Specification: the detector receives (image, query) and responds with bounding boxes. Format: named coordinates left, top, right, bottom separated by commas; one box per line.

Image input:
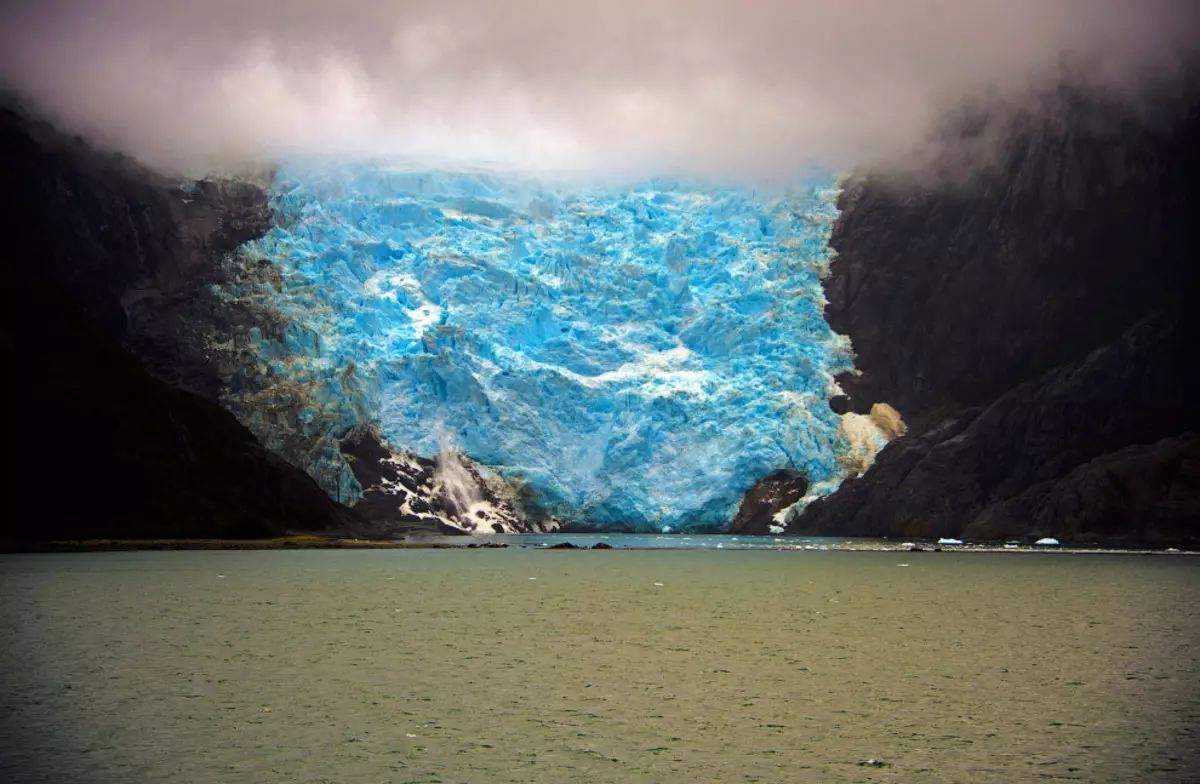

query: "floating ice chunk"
left=1003, top=544, right=1019, bottom=549
left=661, top=526, right=673, bottom=534
left=937, top=538, right=964, bottom=545
left=1035, top=537, right=1061, bottom=546
left=768, top=524, right=785, bottom=535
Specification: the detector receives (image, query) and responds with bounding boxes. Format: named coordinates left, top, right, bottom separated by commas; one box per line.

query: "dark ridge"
left=825, top=79, right=1200, bottom=424
left=0, top=101, right=360, bottom=541
left=796, top=76, right=1200, bottom=547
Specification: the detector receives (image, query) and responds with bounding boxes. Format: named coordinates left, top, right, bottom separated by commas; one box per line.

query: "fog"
left=1, top=1, right=1195, bottom=177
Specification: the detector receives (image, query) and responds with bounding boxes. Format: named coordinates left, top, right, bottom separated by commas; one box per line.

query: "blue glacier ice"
left=230, top=162, right=854, bottom=531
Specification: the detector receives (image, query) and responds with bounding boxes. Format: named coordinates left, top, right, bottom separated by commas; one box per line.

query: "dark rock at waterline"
left=730, top=470, right=808, bottom=535
left=547, top=542, right=579, bottom=549
left=339, top=427, right=527, bottom=537
left=966, top=432, right=1200, bottom=546
left=797, top=77, right=1200, bottom=547
left=796, top=310, right=1200, bottom=546
left=340, top=428, right=441, bottom=536
left=1, top=101, right=359, bottom=541
left=592, top=542, right=614, bottom=549
left=5, top=276, right=362, bottom=541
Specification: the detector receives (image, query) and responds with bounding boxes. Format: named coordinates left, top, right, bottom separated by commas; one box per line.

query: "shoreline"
left=2, top=536, right=457, bottom=553
left=3, top=536, right=1195, bottom=555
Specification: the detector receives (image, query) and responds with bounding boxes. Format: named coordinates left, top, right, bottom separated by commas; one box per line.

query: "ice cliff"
left=225, top=163, right=854, bottom=531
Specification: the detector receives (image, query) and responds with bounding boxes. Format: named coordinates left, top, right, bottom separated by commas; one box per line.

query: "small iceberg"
left=768, top=524, right=785, bottom=535
left=1035, top=537, right=1061, bottom=546
left=937, top=538, right=964, bottom=545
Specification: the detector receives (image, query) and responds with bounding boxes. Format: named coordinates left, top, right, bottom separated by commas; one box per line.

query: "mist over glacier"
left=231, top=163, right=853, bottom=530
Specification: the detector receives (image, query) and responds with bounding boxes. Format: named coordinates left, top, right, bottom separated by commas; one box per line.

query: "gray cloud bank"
left=1, top=1, right=1196, bottom=177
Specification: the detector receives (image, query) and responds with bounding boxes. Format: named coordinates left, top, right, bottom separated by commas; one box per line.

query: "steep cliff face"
left=824, top=82, right=1199, bottom=424
left=0, top=104, right=360, bottom=541
left=795, top=80, right=1200, bottom=546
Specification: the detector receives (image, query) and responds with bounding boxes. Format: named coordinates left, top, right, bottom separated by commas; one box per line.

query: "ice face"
left=235, top=162, right=853, bottom=531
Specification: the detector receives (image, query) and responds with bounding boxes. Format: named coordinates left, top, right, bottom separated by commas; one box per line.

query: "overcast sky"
left=1, top=1, right=1195, bottom=177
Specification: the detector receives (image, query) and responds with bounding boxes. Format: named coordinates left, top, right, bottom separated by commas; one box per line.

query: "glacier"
left=224, top=162, right=855, bottom=531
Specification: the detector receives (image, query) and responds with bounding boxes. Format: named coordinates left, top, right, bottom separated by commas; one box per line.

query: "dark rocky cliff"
left=0, top=103, right=361, bottom=541
left=795, top=79, right=1200, bottom=546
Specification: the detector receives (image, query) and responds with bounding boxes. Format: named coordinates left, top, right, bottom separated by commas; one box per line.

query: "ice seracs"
left=229, top=163, right=853, bottom=531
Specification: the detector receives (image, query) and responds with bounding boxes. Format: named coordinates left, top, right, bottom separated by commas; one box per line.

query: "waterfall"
left=434, top=422, right=482, bottom=519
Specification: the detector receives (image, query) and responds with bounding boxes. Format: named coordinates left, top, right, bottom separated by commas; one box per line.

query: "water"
left=433, top=533, right=881, bottom=550
left=417, top=532, right=1188, bottom=552
left=2, top=550, right=1197, bottom=783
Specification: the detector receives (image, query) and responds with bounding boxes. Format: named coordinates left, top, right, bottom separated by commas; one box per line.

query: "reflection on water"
left=2, top=550, right=1197, bottom=783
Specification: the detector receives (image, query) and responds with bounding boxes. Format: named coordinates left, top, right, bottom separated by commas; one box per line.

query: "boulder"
left=730, top=470, right=808, bottom=536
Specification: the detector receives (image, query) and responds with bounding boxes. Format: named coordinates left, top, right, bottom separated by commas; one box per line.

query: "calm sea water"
left=2, top=550, right=1197, bottom=783
left=416, top=533, right=1181, bottom=551
left=431, top=533, right=891, bottom=550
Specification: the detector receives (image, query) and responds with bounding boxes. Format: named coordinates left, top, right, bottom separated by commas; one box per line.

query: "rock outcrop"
left=729, top=470, right=808, bottom=536
left=340, top=428, right=525, bottom=536
left=1, top=101, right=360, bottom=541
left=793, top=78, right=1200, bottom=546
left=967, top=432, right=1199, bottom=546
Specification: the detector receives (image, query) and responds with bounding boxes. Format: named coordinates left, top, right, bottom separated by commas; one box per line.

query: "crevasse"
left=231, top=162, right=854, bottom=531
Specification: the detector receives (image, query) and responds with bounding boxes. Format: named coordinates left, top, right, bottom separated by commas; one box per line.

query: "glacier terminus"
left=219, top=163, right=873, bottom=532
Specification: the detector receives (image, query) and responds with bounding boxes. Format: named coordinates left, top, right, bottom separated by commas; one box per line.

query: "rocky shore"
left=791, top=78, right=1200, bottom=547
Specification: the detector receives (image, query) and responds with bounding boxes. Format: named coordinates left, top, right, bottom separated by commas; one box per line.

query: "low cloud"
left=1, top=1, right=1195, bottom=176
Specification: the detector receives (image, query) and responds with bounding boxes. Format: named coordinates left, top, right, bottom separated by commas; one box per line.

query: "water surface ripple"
left=2, top=551, right=1196, bottom=783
